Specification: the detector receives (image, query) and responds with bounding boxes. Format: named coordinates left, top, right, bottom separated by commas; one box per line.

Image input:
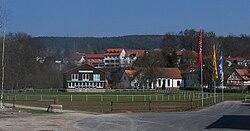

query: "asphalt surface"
left=74, top=101, right=250, bottom=131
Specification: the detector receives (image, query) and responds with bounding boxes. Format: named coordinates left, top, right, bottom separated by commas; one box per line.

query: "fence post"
left=168, top=95, right=169, bottom=101
left=161, top=95, right=164, bottom=101
left=173, top=95, right=175, bottom=101
left=110, top=101, right=113, bottom=112
left=101, top=95, right=103, bottom=102
left=12, top=97, right=16, bottom=108
left=191, top=99, right=193, bottom=111
left=86, top=95, right=88, bottom=102
left=144, top=95, right=146, bottom=101
left=148, top=100, right=151, bottom=111
left=132, top=95, right=134, bottom=102
left=40, top=95, right=43, bottom=101
left=54, top=96, right=58, bottom=104
left=156, top=95, right=158, bottom=101
left=70, top=95, right=72, bottom=102
left=116, top=95, right=118, bottom=102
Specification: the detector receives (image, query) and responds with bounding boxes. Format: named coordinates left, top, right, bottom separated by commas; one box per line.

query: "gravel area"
left=0, top=105, right=94, bottom=131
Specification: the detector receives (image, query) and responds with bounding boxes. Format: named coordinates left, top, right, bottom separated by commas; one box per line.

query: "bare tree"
left=0, top=6, right=9, bottom=108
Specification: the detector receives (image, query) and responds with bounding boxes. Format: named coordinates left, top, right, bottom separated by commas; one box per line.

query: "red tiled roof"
left=157, top=68, right=183, bottom=79
left=227, top=57, right=246, bottom=62
left=104, top=53, right=121, bottom=56
left=124, top=70, right=138, bottom=80
left=176, top=49, right=198, bottom=57
left=106, top=48, right=124, bottom=53
left=86, top=54, right=104, bottom=59
left=132, top=67, right=182, bottom=79
left=87, top=59, right=104, bottom=64
left=235, top=69, right=250, bottom=81
left=125, top=50, right=145, bottom=57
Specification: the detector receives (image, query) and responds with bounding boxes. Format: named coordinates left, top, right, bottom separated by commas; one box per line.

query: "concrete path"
left=74, top=101, right=250, bottom=131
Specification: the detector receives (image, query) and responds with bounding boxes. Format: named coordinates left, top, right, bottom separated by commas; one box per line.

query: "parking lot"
left=74, top=101, right=250, bottom=131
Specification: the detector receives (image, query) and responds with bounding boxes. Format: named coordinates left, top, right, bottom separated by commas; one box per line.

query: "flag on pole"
left=218, top=52, right=223, bottom=78
left=213, top=45, right=218, bottom=79
left=198, top=30, right=202, bottom=67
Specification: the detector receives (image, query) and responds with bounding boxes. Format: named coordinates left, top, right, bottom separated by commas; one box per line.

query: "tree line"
left=1, top=29, right=250, bottom=90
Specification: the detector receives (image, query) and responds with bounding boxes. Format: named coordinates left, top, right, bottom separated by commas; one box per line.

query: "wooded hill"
left=33, top=35, right=164, bottom=54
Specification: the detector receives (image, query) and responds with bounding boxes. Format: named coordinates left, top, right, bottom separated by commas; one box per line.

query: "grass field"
left=3, top=89, right=248, bottom=113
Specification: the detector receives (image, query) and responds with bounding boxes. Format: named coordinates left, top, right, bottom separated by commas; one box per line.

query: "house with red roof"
left=86, top=54, right=105, bottom=68
left=70, top=52, right=85, bottom=66
left=119, top=67, right=184, bottom=89
left=176, top=49, right=198, bottom=67
left=226, top=57, right=250, bottom=67
left=125, top=50, right=145, bottom=67
left=227, top=69, right=250, bottom=87
left=104, top=48, right=126, bottom=68
left=63, top=64, right=108, bottom=92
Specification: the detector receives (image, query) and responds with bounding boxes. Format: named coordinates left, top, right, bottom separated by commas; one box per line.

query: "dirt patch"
left=0, top=108, right=93, bottom=131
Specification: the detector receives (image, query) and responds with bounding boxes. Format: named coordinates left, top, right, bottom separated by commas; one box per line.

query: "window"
left=168, top=79, right=170, bottom=86
left=93, top=74, right=100, bottom=81
left=177, top=81, right=180, bottom=86
left=110, top=60, right=115, bottom=63
left=105, top=60, right=109, bottom=63
left=82, top=74, right=89, bottom=80
left=124, top=76, right=127, bottom=81
left=71, top=74, right=79, bottom=81
left=158, top=79, right=161, bottom=87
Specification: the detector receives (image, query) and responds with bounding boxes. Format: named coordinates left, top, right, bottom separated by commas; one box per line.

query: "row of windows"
left=71, top=74, right=100, bottom=81
left=104, top=60, right=120, bottom=63
left=157, top=79, right=181, bottom=87
left=68, top=82, right=104, bottom=87
left=105, top=56, right=119, bottom=58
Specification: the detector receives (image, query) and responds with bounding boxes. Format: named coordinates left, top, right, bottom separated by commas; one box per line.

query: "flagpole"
left=221, top=51, right=224, bottom=101
left=201, top=59, right=203, bottom=107
left=199, top=29, right=203, bottom=108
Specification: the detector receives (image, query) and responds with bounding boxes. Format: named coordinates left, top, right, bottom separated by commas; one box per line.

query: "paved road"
left=74, top=101, right=250, bottom=131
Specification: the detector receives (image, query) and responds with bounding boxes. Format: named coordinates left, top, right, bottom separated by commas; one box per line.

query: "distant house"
left=71, top=52, right=85, bottom=66
left=176, top=49, right=198, bottom=67
left=226, top=57, right=250, bottom=67
left=119, top=70, right=138, bottom=88
left=63, top=64, right=108, bottom=92
left=120, top=68, right=184, bottom=89
left=86, top=54, right=105, bottom=68
left=125, top=50, right=145, bottom=67
left=104, top=48, right=126, bottom=68
left=182, top=64, right=200, bottom=88
left=226, top=69, right=250, bottom=87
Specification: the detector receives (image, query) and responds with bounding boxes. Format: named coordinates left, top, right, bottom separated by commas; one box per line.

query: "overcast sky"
left=2, top=0, right=250, bottom=37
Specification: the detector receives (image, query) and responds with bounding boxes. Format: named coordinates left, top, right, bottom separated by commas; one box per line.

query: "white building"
left=120, top=68, right=184, bottom=89
left=104, top=48, right=126, bottom=68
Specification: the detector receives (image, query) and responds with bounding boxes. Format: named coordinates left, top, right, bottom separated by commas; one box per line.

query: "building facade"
left=86, top=54, right=105, bottom=68
left=120, top=68, right=184, bottom=89
left=104, top=48, right=126, bottom=68
left=63, top=64, right=107, bottom=92
left=227, top=69, right=250, bottom=87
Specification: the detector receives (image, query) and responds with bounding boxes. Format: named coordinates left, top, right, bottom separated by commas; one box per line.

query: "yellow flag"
left=213, top=45, right=218, bottom=79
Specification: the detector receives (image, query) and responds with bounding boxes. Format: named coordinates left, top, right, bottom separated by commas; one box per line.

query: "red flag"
left=198, top=30, right=202, bottom=67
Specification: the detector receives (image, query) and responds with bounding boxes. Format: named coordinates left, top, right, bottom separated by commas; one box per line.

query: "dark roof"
left=64, top=64, right=106, bottom=74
